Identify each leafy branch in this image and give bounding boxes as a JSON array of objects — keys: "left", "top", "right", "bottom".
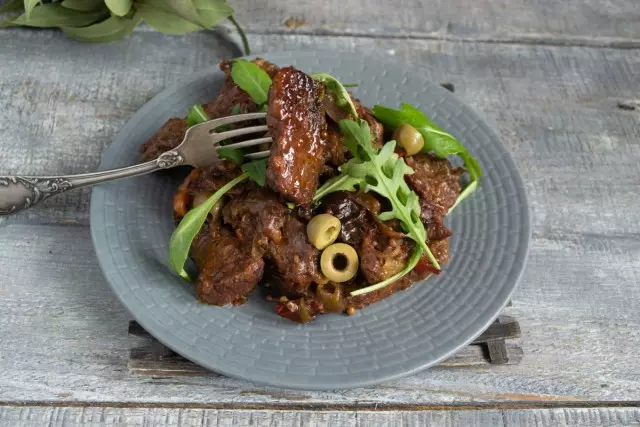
[{"left": 0, "top": 0, "right": 250, "bottom": 53}]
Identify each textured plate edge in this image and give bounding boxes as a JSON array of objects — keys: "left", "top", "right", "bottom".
[{"left": 89, "top": 51, "right": 532, "bottom": 390}]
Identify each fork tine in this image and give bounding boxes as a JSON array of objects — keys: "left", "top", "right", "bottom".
[
  {"left": 196, "top": 112, "right": 267, "bottom": 131},
  {"left": 219, "top": 137, "right": 272, "bottom": 150},
  {"left": 245, "top": 150, "right": 271, "bottom": 159},
  {"left": 215, "top": 125, "right": 269, "bottom": 140}
]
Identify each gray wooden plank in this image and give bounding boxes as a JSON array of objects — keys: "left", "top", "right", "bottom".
[
  {"left": 2, "top": 406, "right": 640, "bottom": 426},
  {"left": 1, "top": 223, "right": 639, "bottom": 403},
  {"left": 1, "top": 29, "right": 638, "bottom": 232},
  {"left": 1, "top": 30, "right": 640, "bottom": 405},
  {"left": 230, "top": 0, "right": 640, "bottom": 47}
]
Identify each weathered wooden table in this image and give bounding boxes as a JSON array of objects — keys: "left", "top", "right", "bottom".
[{"left": 1, "top": 1, "right": 639, "bottom": 425}]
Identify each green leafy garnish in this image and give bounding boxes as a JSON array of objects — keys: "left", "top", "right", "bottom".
[
  {"left": 186, "top": 104, "right": 244, "bottom": 165},
  {"left": 169, "top": 172, "right": 249, "bottom": 280},
  {"left": 186, "top": 104, "right": 209, "bottom": 127},
  {"left": 372, "top": 103, "right": 482, "bottom": 212},
  {"left": 311, "top": 72, "right": 358, "bottom": 119},
  {"left": 231, "top": 60, "right": 272, "bottom": 105},
  {"left": 342, "top": 83, "right": 359, "bottom": 88},
  {"left": 241, "top": 158, "right": 267, "bottom": 187},
  {"left": 312, "top": 174, "right": 362, "bottom": 202},
  {"left": 339, "top": 120, "right": 439, "bottom": 270},
  {"left": 2, "top": 0, "right": 250, "bottom": 54},
  {"left": 350, "top": 247, "right": 423, "bottom": 296}
]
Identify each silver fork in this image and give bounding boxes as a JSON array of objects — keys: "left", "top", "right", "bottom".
[{"left": 0, "top": 112, "right": 270, "bottom": 216}]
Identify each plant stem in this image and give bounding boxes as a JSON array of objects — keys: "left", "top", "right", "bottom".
[{"left": 228, "top": 15, "right": 250, "bottom": 55}]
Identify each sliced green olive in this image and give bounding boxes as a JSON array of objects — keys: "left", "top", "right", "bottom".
[
  {"left": 320, "top": 243, "right": 359, "bottom": 283},
  {"left": 393, "top": 123, "right": 424, "bottom": 156},
  {"left": 316, "top": 283, "right": 345, "bottom": 313},
  {"left": 307, "top": 213, "right": 341, "bottom": 250}
]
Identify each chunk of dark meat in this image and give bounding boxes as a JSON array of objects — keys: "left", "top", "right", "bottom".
[
  {"left": 191, "top": 221, "right": 264, "bottom": 306},
  {"left": 223, "top": 188, "right": 323, "bottom": 296},
  {"left": 205, "top": 58, "right": 280, "bottom": 119},
  {"left": 141, "top": 118, "right": 188, "bottom": 162},
  {"left": 405, "top": 153, "right": 463, "bottom": 244},
  {"left": 266, "top": 67, "right": 328, "bottom": 205},
  {"left": 324, "top": 122, "right": 346, "bottom": 166},
  {"left": 141, "top": 58, "right": 278, "bottom": 162},
  {"left": 405, "top": 153, "right": 462, "bottom": 212},
  {"left": 187, "top": 160, "right": 249, "bottom": 199}
]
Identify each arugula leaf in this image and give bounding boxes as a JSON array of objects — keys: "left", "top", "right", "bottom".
[
  {"left": 169, "top": 172, "right": 249, "bottom": 280},
  {"left": 231, "top": 60, "right": 272, "bottom": 105},
  {"left": 186, "top": 104, "right": 209, "bottom": 127},
  {"left": 342, "top": 83, "right": 359, "bottom": 88},
  {"left": 372, "top": 103, "right": 482, "bottom": 211},
  {"left": 186, "top": 104, "right": 244, "bottom": 164},
  {"left": 241, "top": 158, "right": 267, "bottom": 186},
  {"left": 338, "top": 119, "right": 440, "bottom": 270},
  {"left": 313, "top": 174, "right": 362, "bottom": 202},
  {"left": 311, "top": 73, "right": 358, "bottom": 119},
  {"left": 350, "top": 247, "right": 423, "bottom": 296}
]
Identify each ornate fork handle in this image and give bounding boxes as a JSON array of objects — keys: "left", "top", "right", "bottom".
[{"left": 0, "top": 150, "right": 183, "bottom": 216}]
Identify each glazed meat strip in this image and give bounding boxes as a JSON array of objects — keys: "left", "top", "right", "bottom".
[
  {"left": 266, "top": 67, "right": 328, "bottom": 205},
  {"left": 141, "top": 58, "right": 278, "bottom": 162}
]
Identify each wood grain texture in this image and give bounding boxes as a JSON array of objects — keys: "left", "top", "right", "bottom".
[
  {"left": 226, "top": 0, "right": 640, "bottom": 47},
  {"left": 0, "top": 28, "right": 640, "bottom": 407},
  {"left": 2, "top": 406, "right": 640, "bottom": 426}
]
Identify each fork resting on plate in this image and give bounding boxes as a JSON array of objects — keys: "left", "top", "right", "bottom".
[{"left": 0, "top": 113, "right": 270, "bottom": 216}]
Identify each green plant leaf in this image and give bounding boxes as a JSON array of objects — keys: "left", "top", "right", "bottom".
[
  {"left": 169, "top": 172, "right": 249, "bottom": 280},
  {"left": 186, "top": 104, "right": 209, "bottom": 127},
  {"left": 11, "top": 3, "right": 106, "bottom": 27},
  {"left": 23, "top": 0, "right": 38, "bottom": 19},
  {"left": 193, "top": 0, "right": 233, "bottom": 27},
  {"left": 311, "top": 73, "right": 358, "bottom": 119},
  {"left": 218, "top": 147, "right": 245, "bottom": 165},
  {"left": 137, "top": 2, "right": 202, "bottom": 34},
  {"left": 61, "top": 0, "right": 105, "bottom": 11},
  {"left": 241, "top": 159, "right": 268, "bottom": 186},
  {"left": 228, "top": 14, "right": 250, "bottom": 55},
  {"left": 313, "top": 174, "right": 361, "bottom": 202},
  {"left": 230, "top": 59, "right": 272, "bottom": 105},
  {"left": 62, "top": 14, "right": 140, "bottom": 42},
  {"left": 144, "top": 0, "right": 203, "bottom": 26},
  {"left": 350, "top": 247, "right": 423, "bottom": 296},
  {"left": 0, "top": 0, "right": 24, "bottom": 14},
  {"left": 105, "top": 0, "right": 132, "bottom": 17},
  {"left": 372, "top": 102, "right": 482, "bottom": 212}
]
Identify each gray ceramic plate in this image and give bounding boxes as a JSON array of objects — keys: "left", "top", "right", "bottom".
[{"left": 91, "top": 51, "right": 530, "bottom": 390}]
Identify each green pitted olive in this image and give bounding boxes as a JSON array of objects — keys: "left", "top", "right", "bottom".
[
  {"left": 320, "top": 243, "right": 359, "bottom": 283},
  {"left": 316, "top": 283, "right": 345, "bottom": 313},
  {"left": 307, "top": 213, "right": 341, "bottom": 250},
  {"left": 393, "top": 123, "right": 424, "bottom": 156}
]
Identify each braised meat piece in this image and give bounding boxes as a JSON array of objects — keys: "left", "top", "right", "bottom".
[
  {"left": 205, "top": 58, "right": 280, "bottom": 119},
  {"left": 141, "top": 58, "right": 278, "bottom": 162},
  {"left": 223, "top": 188, "right": 323, "bottom": 296},
  {"left": 141, "top": 118, "right": 188, "bottom": 162},
  {"left": 405, "top": 153, "right": 462, "bottom": 212},
  {"left": 191, "top": 221, "right": 264, "bottom": 306},
  {"left": 266, "top": 67, "right": 328, "bottom": 205}
]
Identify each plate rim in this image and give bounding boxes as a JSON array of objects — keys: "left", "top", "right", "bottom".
[{"left": 90, "top": 50, "right": 531, "bottom": 389}]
